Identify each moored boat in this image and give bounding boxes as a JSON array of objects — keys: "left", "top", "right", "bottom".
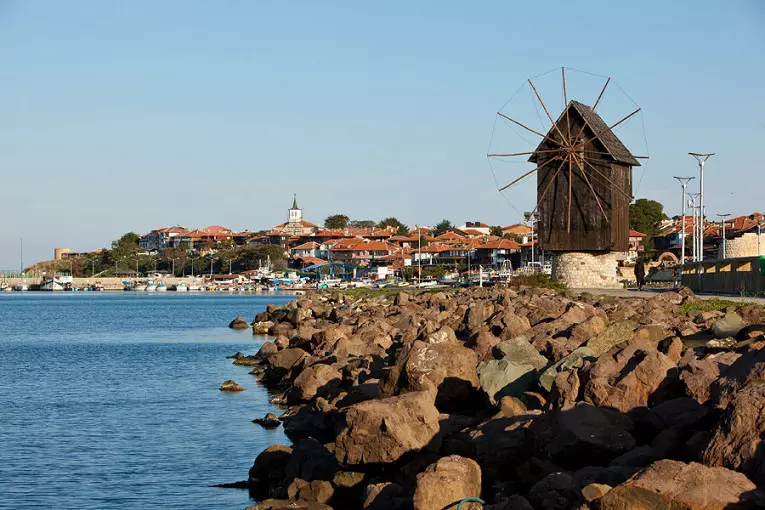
[
  {"left": 156, "top": 281, "right": 168, "bottom": 292},
  {"left": 175, "top": 282, "right": 188, "bottom": 292}
]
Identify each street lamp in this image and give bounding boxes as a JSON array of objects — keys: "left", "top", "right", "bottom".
[
  {"left": 190, "top": 258, "right": 196, "bottom": 278},
  {"left": 673, "top": 177, "right": 695, "bottom": 266},
  {"left": 717, "top": 213, "right": 730, "bottom": 259},
  {"left": 689, "top": 153, "right": 714, "bottom": 261},
  {"left": 688, "top": 193, "right": 700, "bottom": 261}
]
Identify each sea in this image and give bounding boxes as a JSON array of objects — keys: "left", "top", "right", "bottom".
[{"left": 0, "top": 292, "right": 296, "bottom": 510}]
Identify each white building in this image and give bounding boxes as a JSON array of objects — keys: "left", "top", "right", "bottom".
[{"left": 138, "top": 226, "right": 188, "bottom": 251}]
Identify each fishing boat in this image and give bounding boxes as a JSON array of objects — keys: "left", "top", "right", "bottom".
[
  {"left": 145, "top": 280, "right": 157, "bottom": 292},
  {"left": 0, "top": 282, "right": 11, "bottom": 292},
  {"left": 188, "top": 282, "right": 201, "bottom": 292},
  {"left": 133, "top": 282, "right": 147, "bottom": 292},
  {"left": 156, "top": 281, "right": 168, "bottom": 292},
  {"left": 175, "top": 282, "right": 188, "bottom": 292},
  {"left": 40, "top": 274, "right": 71, "bottom": 291},
  {"left": 13, "top": 283, "right": 29, "bottom": 292},
  {"left": 89, "top": 282, "right": 105, "bottom": 291}
]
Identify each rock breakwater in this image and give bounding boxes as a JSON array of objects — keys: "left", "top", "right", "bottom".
[{"left": 236, "top": 287, "right": 765, "bottom": 509}]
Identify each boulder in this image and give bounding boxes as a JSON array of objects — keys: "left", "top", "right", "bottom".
[
  {"left": 285, "top": 438, "right": 338, "bottom": 482},
  {"left": 472, "top": 329, "right": 501, "bottom": 361},
  {"left": 549, "top": 369, "right": 579, "bottom": 410},
  {"left": 291, "top": 363, "right": 342, "bottom": 402},
  {"left": 501, "top": 312, "right": 532, "bottom": 339},
  {"left": 287, "top": 479, "right": 334, "bottom": 504},
  {"left": 585, "top": 320, "right": 636, "bottom": 356},
  {"left": 478, "top": 359, "right": 539, "bottom": 405},
  {"left": 219, "top": 380, "right": 244, "bottom": 392},
  {"left": 702, "top": 370, "right": 765, "bottom": 487},
  {"left": 228, "top": 316, "right": 250, "bottom": 329},
  {"left": 335, "top": 391, "right": 441, "bottom": 465},
  {"left": 252, "top": 320, "right": 275, "bottom": 335},
  {"left": 492, "top": 336, "right": 549, "bottom": 367},
  {"left": 599, "top": 460, "right": 761, "bottom": 510},
  {"left": 531, "top": 403, "right": 635, "bottom": 469},
  {"left": 383, "top": 340, "right": 479, "bottom": 410},
  {"left": 568, "top": 315, "right": 607, "bottom": 348},
  {"left": 257, "top": 342, "right": 278, "bottom": 359},
  {"left": 362, "top": 482, "right": 405, "bottom": 510},
  {"left": 711, "top": 311, "right": 747, "bottom": 338},
  {"left": 425, "top": 325, "right": 459, "bottom": 345},
  {"left": 679, "top": 350, "right": 742, "bottom": 405},
  {"left": 583, "top": 342, "right": 677, "bottom": 413},
  {"left": 263, "top": 348, "right": 308, "bottom": 383},
  {"left": 253, "top": 413, "right": 281, "bottom": 429},
  {"left": 249, "top": 444, "right": 292, "bottom": 486},
  {"left": 413, "top": 455, "right": 482, "bottom": 510},
  {"left": 538, "top": 346, "right": 596, "bottom": 392},
  {"left": 467, "top": 301, "right": 495, "bottom": 332},
  {"left": 581, "top": 483, "right": 611, "bottom": 503}
]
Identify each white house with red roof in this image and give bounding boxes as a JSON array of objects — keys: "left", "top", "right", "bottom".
[{"left": 139, "top": 226, "right": 188, "bottom": 251}]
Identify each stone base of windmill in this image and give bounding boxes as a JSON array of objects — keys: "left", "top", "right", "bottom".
[{"left": 551, "top": 251, "right": 622, "bottom": 289}]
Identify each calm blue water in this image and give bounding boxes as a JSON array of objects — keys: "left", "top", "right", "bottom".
[{"left": 0, "top": 292, "right": 295, "bottom": 510}]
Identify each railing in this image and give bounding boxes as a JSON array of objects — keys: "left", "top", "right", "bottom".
[{"left": 680, "top": 256, "right": 765, "bottom": 295}]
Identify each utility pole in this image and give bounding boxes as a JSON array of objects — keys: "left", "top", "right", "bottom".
[
  {"left": 689, "top": 153, "right": 714, "bottom": 261},
  {"left": 717, "top": 213, "right": 730, "bottom": 259},
  {"left": 688, "top": 193, "right": 700, "bottom": 261},
  {"left": 673, "top": 177, "right": 695, "bottom": 266}
]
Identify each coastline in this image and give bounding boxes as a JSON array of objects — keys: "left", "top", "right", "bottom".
[{"left": 228, "top": 286, "right": 765, "bottom": 509}]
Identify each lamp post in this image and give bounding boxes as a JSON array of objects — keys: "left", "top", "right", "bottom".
[
  {"left": 673, "top": 177, "right": 695, "bottom": 266},
  {"left": 190, "top": 258, "right": 196, "bottom": 278},
  {"left": 689, "top": 153, "right": 714, "bottom": 261},
  {"left": 688, "top": 193, "right": 700, "bottom": 261},
  {"left": 717, "top": 214, "right": 730, "bottom": 259}
]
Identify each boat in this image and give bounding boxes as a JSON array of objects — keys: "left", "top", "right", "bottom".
[
  {"left": 13, "top": 283, "right": 29, "bottom": 292},
  {"left": 145, "top": 280, "right": 157, "bottom": 292},
  {"left": 40, "top": 274, "right": 71, "bottom": 291},
  {"left": 0, "top": 282, "right": 11, "bottom": 292},
  {"left": 156, "top": 281, "right": 168, "bottom": 292},
  {"left": 89, "top": 282, "right": 105, "bottom": 291},
  {"left": 188, "top": 282, "right": 201, "bottom": 292},
  {"left": 133, "top": 282, "right": 147, "bottom": 292},
  {"left": 175, "top": 282, "right": 188, "bottom": 292}
]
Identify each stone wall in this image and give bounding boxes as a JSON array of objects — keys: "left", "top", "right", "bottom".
[
  {"left": 719, "top": 232, "right": 764, "bottom": 259},
  {"left": 552, "top": 251, "right": 621, "bottom": 289}
]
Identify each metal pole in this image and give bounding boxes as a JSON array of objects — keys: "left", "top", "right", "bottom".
[
  {"left": 717, "top": 214, "right": 730, "bottom": 259},
  {"left": 689, "top": 153, "right": 714, "bottom": 261},
  {"left": 673, "top": 177, "right": 694, "bottom": 266},
  {"left": 759, "top": 224, "right": 762, "bottom": 256}
]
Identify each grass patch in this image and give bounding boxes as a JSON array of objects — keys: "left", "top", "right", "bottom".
[
  {"left": 509, "top": 273, "right": 567, "bottom": 292},
  {"left": 681, "top": 298, "right": 741, "bottom": 315}
]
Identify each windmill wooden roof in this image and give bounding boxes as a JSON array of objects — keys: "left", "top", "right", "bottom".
[{"left": 529, "top": 100, "right": 640, "bottom": 167}]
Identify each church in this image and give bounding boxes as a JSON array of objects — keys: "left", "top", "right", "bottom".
[{"left": 271, "top": 195, "right": 318, "bottom": 236}]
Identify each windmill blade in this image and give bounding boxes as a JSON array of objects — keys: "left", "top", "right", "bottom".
[
  {"left": 573, "top": 154, "right": 610, "bottom": 224},
  {"left": 528, "top": 79, "right": 569, "bottom": 148},
  {"left": 567, "top": 154, "right": 573, "bottom": 232},
  {"left": 530, "top": 158, "right": 567, "bottom": 217},
  {"left": 609, "top": 108, "right": 641, "bottom": 130},
  {"left": 488, "top": 148, "right": 562, "bottom": 158},
  {"left": 498, "top": 156, "right": 562, "bottom": 191},
  {"left": 592, "top": 78, "right": 610, "bottom": 111}
]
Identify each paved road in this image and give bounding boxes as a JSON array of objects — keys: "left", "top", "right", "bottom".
[{"left": 572, "top": 287, "right": 765, "bottom": 305}]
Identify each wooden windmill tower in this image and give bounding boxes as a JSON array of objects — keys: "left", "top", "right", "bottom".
[{"left": 489, "top": 69, "right": 647, "bottom": 286}]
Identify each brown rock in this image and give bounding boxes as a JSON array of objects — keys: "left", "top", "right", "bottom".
[
  {"left": 362, "top": 482, "right": 404, "bottom": 510},
  {"left": 497, "top": 396, "right": 527, "bottom": 418},
  {"left": 586, "top": 320, "right": 636, "bottom": 356},
  {"left": 599, "top": 460, "right": 761, "bottom": 510},
  {"left": 501, "top": 312, "right": 532, "bottom": 339},
  {"left": 263, "top": 348, "right": 308, "bottom": 383},
  {"left": 581, "top": 483, "right": 611, "bottom": 502},
  {"left": 252, "top": 320, "right": 275, "bottom": 335},
  {"left": 287, "top": 479, "right": 334, "bottom": 504},
  {"left": 702, "top": 370, "right": 765, "bottom": 487},
  {"left": 229, "top": 316, "right": 250, "bottom": 329},
  {"left": 568, "top": 315, "right": 607, "bottom": 348},
  {"left": 335, "top": 391, "right": 440, "bottom": 465},
  {"left": 246, "top": 500, "right": 331, "bottom": 510},
  {"left": 291, "top": 363, "right": 342, "bottom": 402},
  {"left": 219, "top": 380, "right": 244, "bottom": 392},
  {"left": 679, "top": 350, "right": 741, "bottom": 405},
  {"left": 413, "top": 455, "right": 482, "bottom": 510},
  {"left": 550, "top": 369, "right": 580, "bottom": 410},
  {"left": 583, "top": 341, "right": 677, "bottom": 412},
  {"left": 249, "top": 444, "right": 292, "bottom": 486}
]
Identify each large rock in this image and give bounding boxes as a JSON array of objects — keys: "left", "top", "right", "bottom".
[
  {"left": 413, "top": 455, "right": 482, "bottom": 510},
  {"left": 586, "top": 320, "right": 636, "bottom": 356},
  {"left": 467, "top": 301, "right": 495, "bottom": 332},
  {"left": 501, "top": 312, "right": 532, "bottom": 339},
  {"left": 219, "top": 380, "right": 244, "bottom": 392},
  {"left": 711, "top": 311, "right": 747, "bottom": 338},
  {"left": 263, "top": 348, "right": 308, "bottom": 383},
  {"left": 229, "top": 316, "right": 250, "bottom": 329},
  {"left": 702, "top": 367, "right": 765, "bottom": 487},
  {"left": 287, "top": 479, "right": 334, "bottom": 504},
  {"left": 381, "top": 341, "right": 479, "bottom": 410},
  {"left": 531, "top": 403, "right": 635, "bottom": 469},
  {"left": 599, "top": 460, "right": 762, "bottom": 510},
  {"left": 477, "top": 337, "right": 549, "bottom": 404},
  {"left": 583, "top": 341, "right": 677, "bottom": 413},
  {"left": 538, "top": 346, "right": 596, "bottom": 392},
  {"left": 335, "top": 391, "right": 440, "bottom": 465},
  {"left": 679, "top": 350, "right": 742, "bottom": 405},
  {"left": 249, "top": 444, "right": 292, "bottom": 486},
  {"left": 291, "top": 363, "right": 342, "bottom": 402},
  {"left": 252, "top": 320, "right": 275, "bottom": 335},
  {"left": 492, "top": 336, "right": 549, "bottom": 367}
]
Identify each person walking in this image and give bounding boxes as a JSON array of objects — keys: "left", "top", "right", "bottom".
[{"left": 634, "top": 258, "right": 646, "bottom": 291}]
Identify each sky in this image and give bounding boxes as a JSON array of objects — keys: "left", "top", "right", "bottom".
[{"left": 0, "top": 1, "right": 763, "bottom": 268}]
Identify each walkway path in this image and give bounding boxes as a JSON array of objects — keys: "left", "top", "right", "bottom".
[{"left": 573, "top": 287, "right": 765, "bottom": 305}]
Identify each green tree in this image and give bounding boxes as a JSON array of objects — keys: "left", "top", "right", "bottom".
[
  {"left": 378, "top": 217, "right": 408, "bottom": 236},
  {"left": 432, "top": 219, "right": 453, "bottom": 237},
  {"left": 349, "top": 219, "right": 376, "bottom": 228},
  {"left": 629, "top": 198, "right": 666, "bottom": 257},
  {"left": 324, "top": 214, "right": 350, "bottom": 229},
  {"left": 489, "top": 225, "right": 503, "bottom": 236}
]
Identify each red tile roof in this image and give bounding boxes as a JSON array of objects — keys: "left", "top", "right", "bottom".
[
  {"left": 629, "top": 230, "right": 646, "bottom": 237},
  {"left": 477, "top": 239, "right": 522, "bottom": 250}
]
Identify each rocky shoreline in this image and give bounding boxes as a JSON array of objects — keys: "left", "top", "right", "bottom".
[{"left": 230, "top": 286, "right": 765, "bottom": 509}]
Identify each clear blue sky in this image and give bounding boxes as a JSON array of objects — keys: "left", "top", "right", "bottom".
[{"left": 1, "top": 1, "right": 763, "bottom": 268}]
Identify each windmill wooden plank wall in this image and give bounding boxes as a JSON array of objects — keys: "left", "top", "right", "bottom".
[{"left": 530, "top": 101, "right": 638, "bottom": 252}]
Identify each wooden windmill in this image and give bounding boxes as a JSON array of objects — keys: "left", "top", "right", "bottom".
[{"left": 489, "top": 69, "right": 647, "bottom": 253}]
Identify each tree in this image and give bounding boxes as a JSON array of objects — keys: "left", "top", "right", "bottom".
[
  {"left": 324, "top": 214, "right": 350, "bottom": 229},
  {"left": 110, "top": 232, "right": 140, "bottom": 263},
  {"left": 432, "top": 219, "right": 453, "bottom": 237},
  {"left": 630, "top": 198, "right": 667, "bottom": 258},
  {"left": 378, "top": 217, "right": 408, "bottom": 236},
  {"left": 349, "top": 219, "right": 376, "bottom": 228},
  {"left": 489, "top": 225, "right": 503, "bottom": 237}
]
